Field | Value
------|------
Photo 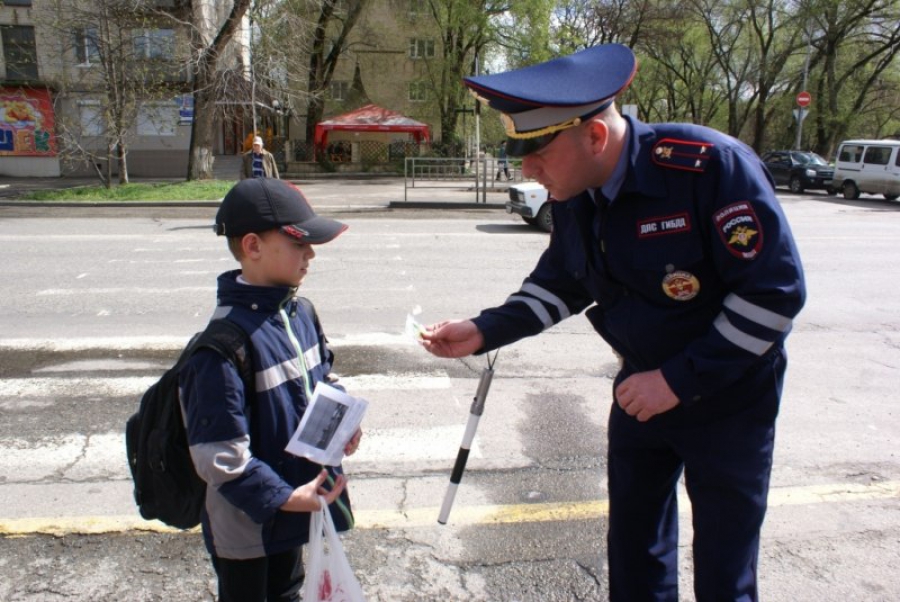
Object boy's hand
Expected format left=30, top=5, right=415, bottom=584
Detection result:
left=420, top=320, right=484, bottom=358
left=344, top=428, right=362, bottom=456
left=280, top=469, right=346, bottom=512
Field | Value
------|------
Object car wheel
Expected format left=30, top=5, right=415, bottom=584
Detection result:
left=826, top=186, right=837, bottom=196
left=842, top=181, right=860, bottom=200
left=522, top=216, right=536, bottom=225
left=535, top=203, right=553, bottom=232
left=884, top=194, right=899, bottom=201
left=789, top=176, right=804, bottom=193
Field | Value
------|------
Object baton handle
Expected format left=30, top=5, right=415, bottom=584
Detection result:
left=469, top=367, right=494, bottom=415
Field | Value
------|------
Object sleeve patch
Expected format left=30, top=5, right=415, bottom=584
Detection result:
left=714, top=201, right=763, bottom=260
left=652, top=138, right=714, bottom=172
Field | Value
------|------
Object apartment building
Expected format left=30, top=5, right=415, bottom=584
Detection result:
left=0, top=0, right=450, bottom=178
left=0, top=0, right=59, bottom=175
left=0, top=0, right=251, bottom=178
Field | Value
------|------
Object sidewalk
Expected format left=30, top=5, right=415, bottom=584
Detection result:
left=0, top=174, right=512, bottom=211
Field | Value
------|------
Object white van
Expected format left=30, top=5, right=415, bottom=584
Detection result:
left=832, top=139, right=900, bottom=201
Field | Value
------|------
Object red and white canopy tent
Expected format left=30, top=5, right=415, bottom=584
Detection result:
left=313, top=104, right=431, bottom=150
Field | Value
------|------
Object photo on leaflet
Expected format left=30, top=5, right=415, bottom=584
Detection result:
left=296, top=395, right=348, bottom=450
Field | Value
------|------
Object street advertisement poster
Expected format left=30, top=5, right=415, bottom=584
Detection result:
left=285, top=382, right=368, bottom=467
left=0, top=87, right=56, bottom=156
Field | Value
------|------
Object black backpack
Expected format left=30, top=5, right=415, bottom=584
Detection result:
left=125, top=319, right=252, bottom=530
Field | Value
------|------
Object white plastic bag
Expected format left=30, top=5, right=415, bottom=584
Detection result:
left=302, top=497, right=366, bottom=602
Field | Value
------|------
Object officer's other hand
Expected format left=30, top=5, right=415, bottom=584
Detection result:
left=420, top=319, right=483, bottom=358
left=615, top=369, right=680, bottom=422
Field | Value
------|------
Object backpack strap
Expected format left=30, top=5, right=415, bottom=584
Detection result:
left=192, top=319, right=254, bottom=391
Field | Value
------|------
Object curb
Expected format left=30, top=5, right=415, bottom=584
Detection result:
left=387, top=201, right=506, bottom=210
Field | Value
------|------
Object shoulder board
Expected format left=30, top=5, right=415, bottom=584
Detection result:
left=651, top=138, right=714, bottom=172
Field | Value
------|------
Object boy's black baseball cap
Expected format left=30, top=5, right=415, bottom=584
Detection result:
left=215, top=178, right=348, bottom=244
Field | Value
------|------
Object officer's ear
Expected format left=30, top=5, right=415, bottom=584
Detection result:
left=585, top=118, right=609, bottom=157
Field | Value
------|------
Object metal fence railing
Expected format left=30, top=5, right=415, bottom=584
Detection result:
left=402, top=157, right=520, bottom=202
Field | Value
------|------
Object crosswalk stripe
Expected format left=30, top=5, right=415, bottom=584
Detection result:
left=0, top=372, right=448, bottom=398
left=2, top=481, right=897, bottom=537
left=0, top=333, right=414, bottom=351
left=0, top=425, right=478, bottom=483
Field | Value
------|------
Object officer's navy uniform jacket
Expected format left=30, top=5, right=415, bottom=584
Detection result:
left=179, top=270, right=352, bottom=560
left=474, top=117, right=805, bottom=421
left=471, top=117, right=806, bottom=601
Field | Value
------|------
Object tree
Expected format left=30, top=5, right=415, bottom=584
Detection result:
left=42, top=0, right=188, bottom=186
left=802, top=0, right=900, bottom=154
left=186, top=0, right=253, bottom=180
left=300, top=0, right=368, bottom=146
left=417, top=0, right=554, bottom=150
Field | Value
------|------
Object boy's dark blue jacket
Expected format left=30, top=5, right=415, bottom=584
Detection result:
left=179, top=269, right=353, bottom=560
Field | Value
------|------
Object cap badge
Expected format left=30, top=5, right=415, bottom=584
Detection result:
left=662, top=269, right=700, bottom=301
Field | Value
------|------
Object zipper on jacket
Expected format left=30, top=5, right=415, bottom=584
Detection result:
left=279, top=295, right=355, bottom=528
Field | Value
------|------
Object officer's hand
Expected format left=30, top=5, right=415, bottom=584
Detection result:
left=420, top=319, right=483, bottom=358
left=615, top=369, right=680, bottom=422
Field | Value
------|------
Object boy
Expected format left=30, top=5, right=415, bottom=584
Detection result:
left=179, top=178, right=362, bottom=602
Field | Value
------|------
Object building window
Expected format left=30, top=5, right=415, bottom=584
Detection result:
left=408, top=38, right=434, bottom=59
left=132, top=29, right=175, bottom=60
left=137, top=101, right=177, bottom=136
left=1, top=25, right=38, bottom=80
left=2, top=0, right=33, bottom=6
left=409, top=81, right=429, bottom=102
left=74, top=27, right=100, bottom=66
left=78, top=101, right=104, bottom=137
left=329, top=81, right=349, bottom=101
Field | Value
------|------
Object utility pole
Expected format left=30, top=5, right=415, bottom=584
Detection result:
left=794, top=30, right=812, bottom=150
left=474, top=51, right=482, bottom=202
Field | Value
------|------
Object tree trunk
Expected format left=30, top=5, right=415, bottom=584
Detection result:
left=188, top=63, right=217, bottom=180
left=186, top=0, right=253, bottom=180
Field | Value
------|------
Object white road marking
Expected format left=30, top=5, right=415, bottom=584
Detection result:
left=0, top=333, right=412, bottom=351
left=0, top=426, right=477, bottom=483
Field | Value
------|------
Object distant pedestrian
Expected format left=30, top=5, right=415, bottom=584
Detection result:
left=241, top=135, right=280, bottom=180
left=495, top=140, right=510, bottom=181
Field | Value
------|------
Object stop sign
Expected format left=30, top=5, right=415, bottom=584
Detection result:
left=797, top=91, right=812, bottom=107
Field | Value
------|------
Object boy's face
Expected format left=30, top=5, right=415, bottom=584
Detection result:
left=251, top=230, right=316, bottom=287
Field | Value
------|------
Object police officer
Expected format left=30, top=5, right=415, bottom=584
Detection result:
left=421, top=44, right=805, bottom=602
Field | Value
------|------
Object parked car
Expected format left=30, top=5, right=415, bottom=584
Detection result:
left=832, top=139, right=900, bottom=201
left=507, top=181, right=553, bottom=232
left=761, top=150, right=835, bottom=193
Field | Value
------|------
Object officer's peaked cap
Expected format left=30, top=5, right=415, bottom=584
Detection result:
left=464, top=44, right=637, bottom=156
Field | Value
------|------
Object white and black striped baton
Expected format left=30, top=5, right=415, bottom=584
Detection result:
left=438, top=355, right=497, bottom=525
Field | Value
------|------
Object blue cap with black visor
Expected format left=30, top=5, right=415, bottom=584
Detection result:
left=463, top=44, right=637, bottom=157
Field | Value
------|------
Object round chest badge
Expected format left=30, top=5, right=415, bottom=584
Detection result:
left=662, top=271, right=700, bottom=301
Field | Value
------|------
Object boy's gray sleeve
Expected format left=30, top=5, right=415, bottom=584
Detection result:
left=179, top=349, right=294, bottom=523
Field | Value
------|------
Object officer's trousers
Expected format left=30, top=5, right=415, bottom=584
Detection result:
left=606, top=394, right=778, bottom=602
